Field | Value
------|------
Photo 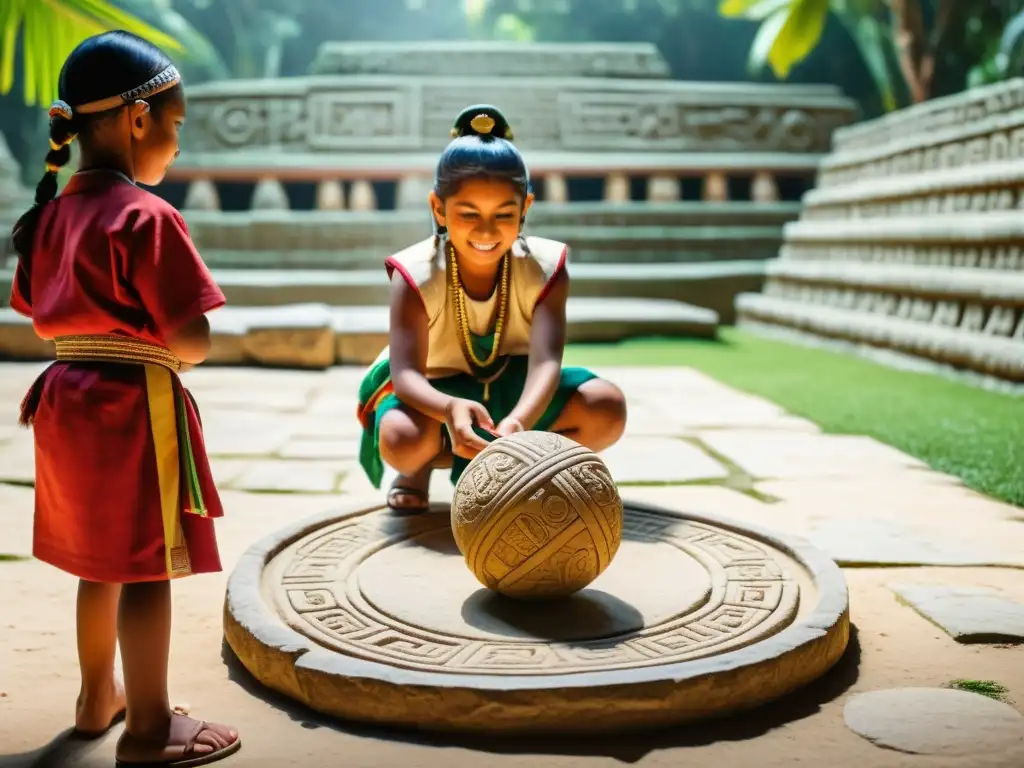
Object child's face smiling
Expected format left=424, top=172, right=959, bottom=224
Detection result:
left=433, top=177, right=534, bottom=266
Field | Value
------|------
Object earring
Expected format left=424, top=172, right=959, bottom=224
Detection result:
left=516, top=217, right=530, bottom=255
left=432, top=220, right=447, bottom=254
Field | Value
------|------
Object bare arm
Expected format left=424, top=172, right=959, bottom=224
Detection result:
left=167, top=314, right=213, bottom=367
left=388, top=276, right=457, bottom=424
left=508, top=269, right=568, bottom=429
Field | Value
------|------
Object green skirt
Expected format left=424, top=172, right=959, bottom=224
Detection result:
left=357, top=354, right=597, bottom=489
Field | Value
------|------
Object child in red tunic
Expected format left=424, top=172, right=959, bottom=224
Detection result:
left=10, top=31, right=240, bottom=766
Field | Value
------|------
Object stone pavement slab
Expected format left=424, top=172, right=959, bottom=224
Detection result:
left=699, top=430, right=928, bottom=479
left=889, top=583, right=1024, bottom=643
left=601, top=437, right=727, bottom=483
left=2, top=361, right=1024, bottom=767
left=230, top=459, right=345, bottom=493
left=843, top=687, right=1024, bottom=755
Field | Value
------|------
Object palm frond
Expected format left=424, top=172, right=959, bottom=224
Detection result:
left=0, top=0, right=184, bottom=106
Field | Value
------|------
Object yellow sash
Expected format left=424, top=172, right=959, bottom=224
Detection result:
left=54, top=334, right=197, bottom=578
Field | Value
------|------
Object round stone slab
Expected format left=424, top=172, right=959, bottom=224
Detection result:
left=224, top=500, right=850, bottom=734
left=844, top=688, right=1024, bottom=755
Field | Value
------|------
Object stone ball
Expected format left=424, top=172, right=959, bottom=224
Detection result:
left=451, top=430, right=624, bottom=600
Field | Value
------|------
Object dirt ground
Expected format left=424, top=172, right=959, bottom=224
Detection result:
left=0, top=363, right=1021, bottom=768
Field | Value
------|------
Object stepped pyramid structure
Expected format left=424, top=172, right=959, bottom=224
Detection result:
left=737, top=79, right=1024, bottom=384
left=0, top=41, right=857, bottom=367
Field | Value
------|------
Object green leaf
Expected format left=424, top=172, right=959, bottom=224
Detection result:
left=0, top=0, right=25, bottom=96
left=766, top=0, right=829, bottom=78
left=23, top=0, right=39, bottom=105
left=1000, top=8, right=1024, bottom=58
left=720, top=0, right=791, bottom=20
left=53, top=0, right=183, bottom=51
left=839, top=12, right=898, bottom=111
left=493, top=13, right=535, bottom=41
left=117, top=0, right=230, bottom=79
left=1, top=0, right=188, bottom=105
left=747, top=6, right=790, bottom=74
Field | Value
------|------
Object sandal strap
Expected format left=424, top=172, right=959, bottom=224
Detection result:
left=387, top=486, right=428, bottom=502
left=183, top=718, right=208, bottom=753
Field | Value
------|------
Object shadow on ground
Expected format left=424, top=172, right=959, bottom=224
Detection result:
left=218, top=624, right=863, bottom=763
left=0, top=728, right=113, bottom=768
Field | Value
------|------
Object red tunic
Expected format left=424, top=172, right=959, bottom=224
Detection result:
left=10, top=170, right=227, bottom=583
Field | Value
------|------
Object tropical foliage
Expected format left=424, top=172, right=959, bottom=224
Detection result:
left=718, top=0, right=1024, bottom=111
left=0, top=0, right=185, bottom=106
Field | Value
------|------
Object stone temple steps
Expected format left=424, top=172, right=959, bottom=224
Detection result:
left=736, top=78, right=1024, bottom=383
left=116, top=261, right=760, bottom=320
left=178, top=202, right=800, bottom=270
left=0, top=297, right=717, bottom=369
left=0, top=259, right=760, bottom=368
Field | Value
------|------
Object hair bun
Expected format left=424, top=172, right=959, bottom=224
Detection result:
left=450, top=104, right=514, bottom=141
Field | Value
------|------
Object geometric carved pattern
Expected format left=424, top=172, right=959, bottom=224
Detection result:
left=270, top=504, right=801, bottom=675
left=736, top=79, right=1024, bottom=383
left=451, top=431, right=624, bottom=599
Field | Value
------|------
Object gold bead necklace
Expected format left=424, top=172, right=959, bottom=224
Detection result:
left=449, top=241, right=510, bottom=398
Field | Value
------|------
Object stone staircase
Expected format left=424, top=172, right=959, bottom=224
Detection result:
left=0, top=297, right=719, bottom=369
left=0, top=40, right=861, bottom=369
left=736, top=79, right=1024, bottom=384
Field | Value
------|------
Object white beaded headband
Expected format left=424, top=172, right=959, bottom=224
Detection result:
left=47, top=65, right=181, bottom=122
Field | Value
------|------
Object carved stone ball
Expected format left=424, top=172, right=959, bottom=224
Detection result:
left=451, top=431, right=624, bottom=600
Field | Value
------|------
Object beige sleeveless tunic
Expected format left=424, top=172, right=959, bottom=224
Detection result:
left=381, top=236, right=567, bottom=379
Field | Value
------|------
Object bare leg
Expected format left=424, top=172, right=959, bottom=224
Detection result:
left=74, top=579, right=126, bottom=737
left=549, top=379, right=627, bottom=452
left=115, top=581, right=239, bottom=764
left=379, top=406, right=447, bottom=511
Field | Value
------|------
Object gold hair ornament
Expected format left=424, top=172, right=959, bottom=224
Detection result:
left=470, top=114, right=496, bottom=135
left=48, top=100, right=73, bottom=121
left=47, top=101, right=78, bottom=155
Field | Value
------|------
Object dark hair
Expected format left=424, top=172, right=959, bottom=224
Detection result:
left=11, top=30, right=181, bottom=285
left=434, top=104, right=530, bottom=201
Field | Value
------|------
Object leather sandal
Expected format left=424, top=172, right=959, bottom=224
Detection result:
left=114, top=713, right=240, bottom=767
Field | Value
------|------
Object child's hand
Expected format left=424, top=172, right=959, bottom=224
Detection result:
left=494, top=417, right=525, bottom=437
left=444, top=398, right=494, bottom=459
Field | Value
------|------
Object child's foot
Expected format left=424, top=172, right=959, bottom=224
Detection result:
left=386, top=465, right=432, bottom=514
left=115, top=712, right=240, bottom=766
left=74, top=677, right=127, bottom=738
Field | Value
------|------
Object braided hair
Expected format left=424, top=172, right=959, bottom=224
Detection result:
left=11, top=31, right=182, bottom=288
left=432, top=105, right=531, bottom=248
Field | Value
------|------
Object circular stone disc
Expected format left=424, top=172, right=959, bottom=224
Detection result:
left=224, top=500, right=850, bottom=734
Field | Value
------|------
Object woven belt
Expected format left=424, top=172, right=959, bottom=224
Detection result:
left=54, top=334, right=182, bottom=372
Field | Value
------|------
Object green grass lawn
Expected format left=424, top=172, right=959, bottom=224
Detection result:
left=565, top=329, right=1024, bottom=508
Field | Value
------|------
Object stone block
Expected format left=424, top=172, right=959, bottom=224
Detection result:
left=308, top=41, right=672, bottom=79
left=600, top=437, right=727, bottom=484
left=0, top=310, right=54, bottom=361
left=230, top=459, right=344, bottom=493
left=208, top=304, right=336, bottom=369
left=889, top=583, right=1024, bottom=643
left=844, top=687, right=1024, bottom=755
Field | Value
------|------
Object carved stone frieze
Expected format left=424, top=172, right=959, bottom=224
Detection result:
left=739, top=80, right=1024, bottom=384
left=308, top=41, right=672, bottom=79
left=177, top=41, right=856, bottom=157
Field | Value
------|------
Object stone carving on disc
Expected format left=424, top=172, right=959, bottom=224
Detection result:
left=451, top=431, right=624, bottom=600
left=224, top=498, right=851, bottom=734
left=272, top=508, right=796, bottom=674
